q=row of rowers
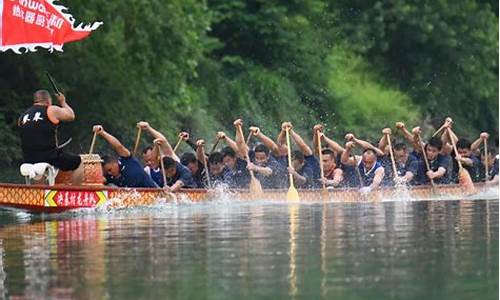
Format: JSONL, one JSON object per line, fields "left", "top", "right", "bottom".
{"left": 92, "top": 119, "right": 499, "bottom": 192}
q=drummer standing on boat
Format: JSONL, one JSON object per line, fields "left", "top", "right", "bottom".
{"left": 18, "top": 90, "right": 83, "bottom": 182}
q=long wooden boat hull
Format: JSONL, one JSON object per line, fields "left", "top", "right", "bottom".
{"left": 0, "top": 183, "right": 497, "bottom": 214}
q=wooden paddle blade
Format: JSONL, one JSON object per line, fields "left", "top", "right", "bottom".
{"left": 458, "top": 168, "right": 476, "bottom": 195}
{"left": 287, "top": 186, "right": 300, "bottom": 202}
{"left": 249, "top": 176, "right": 263, "bottom": 196}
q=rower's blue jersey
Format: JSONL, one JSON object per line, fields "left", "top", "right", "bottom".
{"left": 165, "top": 163, "right": 196, "bottom": 188}
{"left": 106, "top": 156, "right": 158, "bottom": 188}
{"left": 340, "top": 163, "right": 359, "bottom": 187}
{"left": 491, "top": 158, "right": 499, "bottom": 178}
{"left": 248, "top": 151, "right": 287, "bottom": 189}
{"left": 144, "top": 166, "right": 164, "bottom": 187}
{"left": 451, "top": 154, "right": 482, "bottom": 183}
{"left": 380, "top": 154, "right": 419, "bottom": 185}
{"left": 357, "top": 160, "right": 384, "bottom": 187}
{"left": 414, "top": 153, "right": 451, "bottom": 185}
{"left": 225, "top": 158, "right": 250, "bottom": 188}
{"left": 296, "top": 155, "right": 320, "bottom": 188}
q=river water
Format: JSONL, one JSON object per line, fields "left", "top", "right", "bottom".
{"left": 0, "top": 199, "right": 497, "bottom": 300}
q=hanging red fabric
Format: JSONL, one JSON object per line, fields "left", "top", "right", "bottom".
{"left": 0, "top": 0, "right": 102, "bottom": 53}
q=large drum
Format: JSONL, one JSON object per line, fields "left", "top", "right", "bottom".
{"left": 80, "top": 154, "right": 104, "bottom": 186}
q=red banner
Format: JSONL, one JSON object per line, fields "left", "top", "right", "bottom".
{"left": 0, "top": 0, "right": 102, "bottom": 53}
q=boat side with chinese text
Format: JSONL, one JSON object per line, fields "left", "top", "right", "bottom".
{"left": 0, "top": 182, "right": 497, "bottom": 214}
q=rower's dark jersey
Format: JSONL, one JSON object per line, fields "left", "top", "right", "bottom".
{"left": 481, "top": 157, "right": 500, "bottom": 180}
{"left": 249, "top": 152, "right": 286, "bottom": 189}
{"left": 450, "top": 154, "right": 482, "bottom": 183}
{"left": 296, "top": 155, "right": 321, "bottom": 188}
{"left": 380, "top": 154, "right": 419, "bottom": 185}
{"left": 19, "top": 105, "right": 58, "bottom": 163}
{"left": 144, "top": 166, "right": 164, "bottom": 187}
{"left": 357, "top": 160, "right": 384, "bottom": 187}
{"left": 271, "top": 154, "right": 290, "bottom": 188}
{"left": 225, "top": 158, "right": 250, "bottom": 188}
{"left": 492, "top": 158, "right": 499, "bottom": 179}
{"left": 339, "top": 153, "right": 360, "bottom": 187}
{"left": 165, "top": 163, "right": 196, "bottom": 188}
{"left": 414, "top": 152, "right": 451, "bottom": 185}
{"left": 105, "top": 156, "right": 157, "bottom": 188}
{"left": 210, "top": 167, "right": 232, "bottom": 187}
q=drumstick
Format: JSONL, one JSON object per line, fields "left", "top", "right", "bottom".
{"left": 89, "top": 131, "right": 98, "bottom": 154}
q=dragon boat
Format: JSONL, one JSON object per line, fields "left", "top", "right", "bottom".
{"left": 2, "top": 154, "right": 497, "bottom": 214}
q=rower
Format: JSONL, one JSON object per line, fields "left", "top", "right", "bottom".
{"left": 471, "top": 132, "right": 497, "bottom": 182}
{"left": 93, "top": 125, "right": 157, "bottom": 188}
{"left": 319, "top": 148, "right": 344, "bottom": 187}
{"left": 341, "top": 142, "right": 385, "bottom": 194}
{"left": 180, "top": 152, "right": 206, "bottom": 188}
{"left": 247, "top": 126, "right": 288, "bottom": 188}
{"left": 378, "top": 128, "right": 418, "bottom": 185}
{"left": 487, "top": 156, "right": 499, "bottom": 185}
{"left": 161, "top": 156, "right": 196, "bottom": 192}
{"left": 196, "top": 139, "right": 230, "bottom": 187}
{"left": 137, "top": 121, "right": 178, "bottom": 187}
{"left": 279, "top": 122, "right": 321, "bottom": 189}
{"left": 414, "top": 137, "right": 451, "bottom": 185}
{"left": 229, "top": 119, "right": 281, "bottom": 189}
{"left": 18, "top": 90, "right": 83, "bottom": 184}
{"left": 216, "top": 130, "right": 250, "bottom": 188}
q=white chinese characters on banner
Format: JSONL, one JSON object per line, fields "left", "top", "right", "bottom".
{"left": 12, "top": 1, "right": 63, "bottom": 32}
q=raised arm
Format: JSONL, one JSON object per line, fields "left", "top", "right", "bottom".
{"left": 195, "top": 139, "right": 207, "bottom": 164}
{"left": 340, "top": 142, "right": 358, "bottom": 166}
{"left": 322, "top": 135, "right": 345, "bottom": 156}
{"left": 395, "top": 122, "right": 414, "bottom": 144}
{"left": 471, "top": 132, "right": 489, "bottom": 153}
{"left": 178, "top": 132, "right": 198, "bottom": 152}
{"left": 289, "top": 123, "right": 313, "bottom": 156}
{"left": 312, "top": 125, "right": 324, "bottom": 156}
{"left": 94, "top": 125, "right": 130, "bottom": 157}
{"left": 217, "top": 131, "right": 245, "bottom": 159}
{"left": 234, "top": 119, "right": 249, "bottom": 157}
{"left": 378, "top": 128, "right": 392, "bottom": 153}
{"left": 154, "top": 138, "right": 179, "bottom": 162}
{"left": 250, "top": 126, "right": 281, "bottom": 157}
{"left": 437, "top": 119, "right": 454, "bottom": 155}
{"left": 411, "top": 127, "right": 425, "bottom": 153}
{"left": 47, "top": 93, "right": 75, "bottom": 122}
{"left": 138, "top": 121, "right": 179, "bottom": 161}
{"left": 277, "top": 123, "right": 288, "bottom": 146}
{"left": 347, "top": 133, "right": 384, "bottom": 157}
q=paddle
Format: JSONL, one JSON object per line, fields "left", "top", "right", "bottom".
{"left": 89, "top": 131, "right": 98, "bottom": 154}
{"left": 484, "top": 139, "right": 489, "bottom": 181}
{"left": 237, "top": 126, "right": 263, "bottom": 196}
{"left": 285, "top": 128, "right": 300, "bottom": 201}
{"left": 172, "top": 137, "right": 183, "bottom": 154}
{"left": 156, "top": 144, "right": 168, "bottom": 189}
{"left": 447, "top": 128, "right": 475, "bottom": 194}
{"left": 132, "top": 126, "right": 142, "bottom": 156}
{"left": 246, "top": 131, "right": 253, "bottom": 146}
{"left": 200, "top": 143, "right": 212, "bottom": 189}
{"left": 210, "top": 137, "right": 221, "bottom": 154}
{"left": 416, "top": 133, "right": 436, "bottom": 189}
{"left": 386, "top": 133, "right": 399, "bottom": 182}
{"left": 316, "top": 131, "right": 326, "bottom": 191}
{"left": 432, "top": 117, "right": 453, "bottom": 137}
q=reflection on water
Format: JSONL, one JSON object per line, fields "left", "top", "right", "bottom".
{"left": 0, "top": 199, "right": 497, "bottom": 300}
